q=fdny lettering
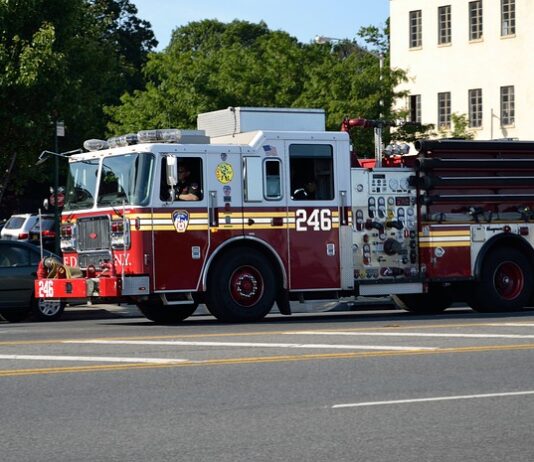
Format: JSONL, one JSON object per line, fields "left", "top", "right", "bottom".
{"left": 114, "top": 253, "right": 131, "bottom": 267}
{"left": 63, "top": 255, "right": 78, "bottom": 267}
{"left": 295, "top": 209, "right": 332, "bottom": 232}
{"left": 38, "top": 280, "right": 55, "bottom": 298}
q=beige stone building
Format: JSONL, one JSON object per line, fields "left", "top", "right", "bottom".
{"left": 390, "top": 0, "right": 533, "bottom": 139}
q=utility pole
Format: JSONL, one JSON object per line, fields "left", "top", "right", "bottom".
{"left": 54, "top": 120, "right": 65, "bottom": 255}
{"left": 0, "top": 153, "right": 17, "bottom": 209}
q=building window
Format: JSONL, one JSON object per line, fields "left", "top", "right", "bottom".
{"left": 468, "top": 89, "right": 483, "bottom": 128}
{"left": 409, "top": 10, "right": 422, "bottom": 48}
{"left": 501, "top": 0, "right": 515, "bottom": 36}
{"left": 409, "top": 95, "right": 421, "bottom": 123}
{"left": 469, "top": 1, "right": 483, "bottom": 40}
{"left": 438, "top": 92, "right": 451, "bottom": 129}
{"left": 438, "top": 5, "right": 452, "bottom": 44}
{"left": 501, "top": 85, "right": 515, "bottom": 126}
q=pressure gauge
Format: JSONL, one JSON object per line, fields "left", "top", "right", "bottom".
{"left": 389, "top": 178, "right": 399, "bottom": 191}
{"left": 400, "top": 178, "right": 410, "bottom": 190}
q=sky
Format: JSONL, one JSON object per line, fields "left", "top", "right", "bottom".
{"left": 131, "top": 0, "right": 390, "bottom": 50}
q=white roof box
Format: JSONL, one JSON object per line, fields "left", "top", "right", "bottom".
{"left": 197, "top": 107, "right": 326, "bottom": 137}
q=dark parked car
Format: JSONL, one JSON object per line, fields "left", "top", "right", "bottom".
{"left": 0, "top": 240, "right": 64, "bottom": 322}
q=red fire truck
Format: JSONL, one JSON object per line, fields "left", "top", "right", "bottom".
{"left": 35, "top": 107, "right": 534, "bottom": 322}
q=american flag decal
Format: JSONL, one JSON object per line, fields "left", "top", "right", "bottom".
{"left": 263, "top": 145, "right": 278, "bottom": 156}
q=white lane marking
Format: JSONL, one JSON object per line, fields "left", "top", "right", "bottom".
{"left": 62, "top": 340, "right": 436, "bottom": 351}
{"left": 333, "top": 390, "right": 534, "bottom": 409}
{"left": 287, "top": 331, "right": 534, "bottom": 339}
{"left": 485, "top": 323, "right": 534, "bottom": 327}
{"left": 0, "top": 354, "right": 188, "bottom": 364}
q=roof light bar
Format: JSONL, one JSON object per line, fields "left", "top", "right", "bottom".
{"left": 137, "top": 129, "right": 208, "bottom": 144}
{"left": 108, "top": 133, "right": 138, "bottom": 148}
{"left": 83, "top": 139, "right": 109, "bottom": 151}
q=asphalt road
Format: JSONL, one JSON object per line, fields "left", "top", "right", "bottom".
{"left": 1, "top": 306, "right": 534, "bottom": 462}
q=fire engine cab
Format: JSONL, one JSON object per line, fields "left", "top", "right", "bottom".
{"left": 35, "top": 107, "right": 534, "bottom": 322}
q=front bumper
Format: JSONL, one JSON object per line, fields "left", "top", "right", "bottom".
{"left": 35, "top": 277, "right": 119, "bottom": 299}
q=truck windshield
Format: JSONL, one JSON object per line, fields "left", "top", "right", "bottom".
{"left": 64, "top": 159, "right": 100, "bottom": 210}
{"left": 98, "top": 153, "right": 154, "bottom": 207}
{"left": 64, "top": 153, "right": 154, "bottom": 210}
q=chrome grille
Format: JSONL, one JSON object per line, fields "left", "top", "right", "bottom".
{"left": 77, "top": 216, "right": 111, "bottom": 251}
{"left": 78, "top": 251, "right": 112, "bottom": 269}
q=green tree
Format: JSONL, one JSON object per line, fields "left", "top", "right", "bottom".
{"left": 0, "top": 0, "right": 155, "bottom": 214}
{"left": 105, "top": 19, "right": 405, "bottom": 158}
{"left": 106, "top": 20, "right": 310, "bottom": 133}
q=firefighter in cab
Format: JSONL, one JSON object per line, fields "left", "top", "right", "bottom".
{"left": 177, "top": 162, "right": 200, "bottom": 201}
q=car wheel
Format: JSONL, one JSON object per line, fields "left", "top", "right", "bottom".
{"left": 31, "top": 297, "right": 65, "bottom": 321}
{"left": 0, "top": 309, "right": 30, "bottom": 323}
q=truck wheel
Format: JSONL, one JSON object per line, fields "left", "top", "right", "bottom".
{"left": 470, "top": 247, "right": 532, "bottom": 312}
{"left": 206, "top": 249, "right": 276, "bottom": 322}
{"left": 31, "top": 298, "right": 65, "bottom": 321}
{"left": 137, "top": 299, "right": 198, "bottom": 323}
{"left": 393, "top": 294, "right": 450, "bottom": 314}
{"left": 393, "top": 289, "right": 452, "bottom": 315}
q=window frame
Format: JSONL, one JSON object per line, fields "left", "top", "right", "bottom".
{"left": 438, "top": 92, "right": 452, "bottom": 129}
{"left": 409, "top": 94, "right": 422, "bottom": 124}
{"left": 501, "top": 0, "right": 516, "bottom": 36}
{"left": 438, "top": 5, "right": 452, "bottom": 45}
{"left": 409, "top": 10, "right": 423, "bottom": 48}
{"left": 500, "top": 85, "right": 515, "bottom": 127}
{"left": 468, "top": 88, "right": 483, "bottom": 128}
{"left": 469, "top": 0, "right": 483, "bottom": 41}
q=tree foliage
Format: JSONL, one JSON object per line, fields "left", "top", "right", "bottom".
{"left": 0, "top": 0, "right": 156, "bottom": 213}
{"left": 106, "top": 19, "right": 407, "bottom": 160}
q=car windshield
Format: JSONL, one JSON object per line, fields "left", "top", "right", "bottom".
{"left": 64, "top": 153, "right": 154, "bottom": 210}
{"left": 64, "top": 159, "right": 99, "bottom": 210}
{"left": 98, "top": 153, "right": 154, "bottom": 207}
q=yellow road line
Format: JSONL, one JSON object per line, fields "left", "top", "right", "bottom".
{"left": 1, "top": 342, "right": 534, "bottom": 377}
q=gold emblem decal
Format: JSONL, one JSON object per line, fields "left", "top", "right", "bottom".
{"left": 215, "top": 162, "right": 234, "bottom": 184}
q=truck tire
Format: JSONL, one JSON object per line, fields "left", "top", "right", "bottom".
{"left": 470, "top": 247, "right": 532, "bottom": 313}
{"left": 393, "top": 287, "right": 452, "bottom": 315}
{"left": 137, "top": 300, "right": 198, "bottom": 323}
{"left": 205, "top": 249, "right": 276, "bottom": 322}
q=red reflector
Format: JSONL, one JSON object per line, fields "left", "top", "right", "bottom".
{"left": 89, "top": 232, "right": 97, "bottom": 239}
{"left": 271, "top": 217, "right": 283, "bottom": 226}
{"left": 519, "top": 226, "right": 529, "bottom": 236}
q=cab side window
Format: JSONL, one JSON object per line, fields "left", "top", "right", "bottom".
{"left": 289, "top": 144, "right": 334, "bottom": 201}
{"left": 160, "top": 157, "right": 204, "bottom": 201}
{"left": 264, "top": 159, "right": 282, "bottom": 200}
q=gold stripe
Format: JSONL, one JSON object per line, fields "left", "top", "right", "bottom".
{"left": 419, "top": 242, "right": 471, "bottom": 248}
{"left": 421, "top": 230, "right": 471, "bottom": 237}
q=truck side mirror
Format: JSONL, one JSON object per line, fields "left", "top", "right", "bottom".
{"left": 165, "top": 156, "right": 178, "bottom": 202}
{"left": 165, "top": 156, "right": 178, "bottom": 187}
